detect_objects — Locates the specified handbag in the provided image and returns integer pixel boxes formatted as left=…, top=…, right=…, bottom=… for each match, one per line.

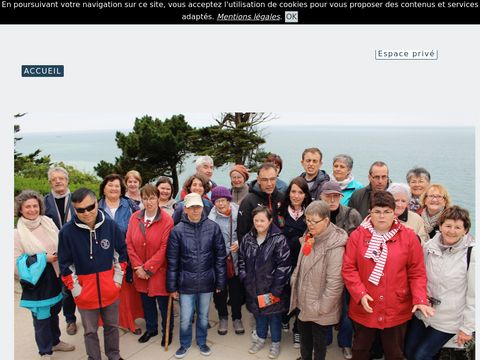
left=226, top=254, right=235, bottom=279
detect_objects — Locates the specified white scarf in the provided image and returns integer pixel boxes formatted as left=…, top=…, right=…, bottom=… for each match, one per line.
left=331, top=173, right=354, bottom=191
left=16, top=216, right=59, bottom=275
left=50, top=189, right=72, bottom=225
left=361, top=216, right=400, bottom=286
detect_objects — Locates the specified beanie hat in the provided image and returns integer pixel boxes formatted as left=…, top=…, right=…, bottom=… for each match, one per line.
left=229, top=164, right=250, bottom=181
left=211, top=186, right=232, bottom=203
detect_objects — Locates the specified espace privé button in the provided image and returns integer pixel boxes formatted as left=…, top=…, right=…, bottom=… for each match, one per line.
left=375, top=50, right=438, bottom=61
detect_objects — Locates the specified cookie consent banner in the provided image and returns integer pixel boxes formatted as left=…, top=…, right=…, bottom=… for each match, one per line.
left=0, top=0, right=479, bottom=23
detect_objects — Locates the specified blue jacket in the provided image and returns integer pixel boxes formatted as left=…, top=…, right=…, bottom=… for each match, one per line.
left=44, top=192, right=75, bottom=230
left=58, top=210, right=127, bottom=310
left=238, top=225, right=291, bottom=315
left=340, top=179, right=363, bottom=206
left=166, top=214, right=227, bottom=294
left=17, top=253, right=63, bottom=319
left=98, top=196, right=139, bottom=237
left=300, top=170, right=330, bottom=200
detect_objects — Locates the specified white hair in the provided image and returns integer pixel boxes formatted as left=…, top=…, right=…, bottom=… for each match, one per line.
left=195, top=155, right=214, bottom=169
left=48, top=166, right=69, bottom=181
left=387, top=182, right=411, bottom=202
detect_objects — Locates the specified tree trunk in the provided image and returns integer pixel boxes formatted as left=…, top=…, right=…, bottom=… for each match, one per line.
left=171, top=164, right=179, bottom=198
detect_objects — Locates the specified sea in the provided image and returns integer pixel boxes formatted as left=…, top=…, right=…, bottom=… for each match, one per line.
left=16, top=125, right=476, bottom=233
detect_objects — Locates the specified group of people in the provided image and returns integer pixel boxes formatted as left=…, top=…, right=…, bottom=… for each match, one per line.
left=14, top=150, right=475, bottom=360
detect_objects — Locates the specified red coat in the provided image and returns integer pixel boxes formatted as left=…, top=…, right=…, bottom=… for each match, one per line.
left=342, top=223, right=428, bottom=329
left=126, top=209, right=174, bottom=297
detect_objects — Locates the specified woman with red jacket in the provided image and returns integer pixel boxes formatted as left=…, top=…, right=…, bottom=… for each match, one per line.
left=342, top=191, right=434, bottom=360
left=126, top=184, right=174, bottom=345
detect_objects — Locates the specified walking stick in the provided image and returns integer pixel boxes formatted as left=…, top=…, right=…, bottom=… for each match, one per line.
left=165, top=295, right=173, bottom=351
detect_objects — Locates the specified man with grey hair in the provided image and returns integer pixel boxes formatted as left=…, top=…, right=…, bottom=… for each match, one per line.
left=44, top=166, right=77, bottom=335
left=180, top=155, right=217, bottom=200
left=348, top=161, right=390, bottom=219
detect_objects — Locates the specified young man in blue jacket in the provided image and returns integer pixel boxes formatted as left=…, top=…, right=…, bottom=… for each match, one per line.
left=167, top=193, right=227, bottom=359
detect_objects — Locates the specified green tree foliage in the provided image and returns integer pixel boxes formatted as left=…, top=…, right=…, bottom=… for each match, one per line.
left=189, top=112, right=270, bottom=169
left=94, top=115, right=193, bottom=195
left=14, top=124, right=100, bottom=196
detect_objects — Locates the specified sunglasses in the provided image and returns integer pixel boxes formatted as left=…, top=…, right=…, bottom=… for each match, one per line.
left=75, top=203, right=96, bottom=213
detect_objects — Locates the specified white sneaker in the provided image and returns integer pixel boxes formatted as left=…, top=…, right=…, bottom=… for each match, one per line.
left=268, top=342, right=281, bottom=359
left=342, top=347, right=353, bottom=359
left=248, top=338, right=265, bottom=354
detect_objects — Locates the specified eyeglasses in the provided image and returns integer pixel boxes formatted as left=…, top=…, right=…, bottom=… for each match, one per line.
left=142, top=197, right=158, bottom=202
left=306, top=218, right=326, bottom=226
left=371, top=175, right=388, bottom=181
left=370, top=210, right=394, bottom=216
left=75, top=203, right=96, bottom=213
left=426, top=194, right=445, bottom=200
left=214, top=198, right=228, bottom=204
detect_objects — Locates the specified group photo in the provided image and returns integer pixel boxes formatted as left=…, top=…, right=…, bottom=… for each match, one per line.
left=13, top=112, right=475, bottom=360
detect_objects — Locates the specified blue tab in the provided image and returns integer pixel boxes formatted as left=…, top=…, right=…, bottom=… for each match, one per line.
left=21, top=65, right=64, bottom=77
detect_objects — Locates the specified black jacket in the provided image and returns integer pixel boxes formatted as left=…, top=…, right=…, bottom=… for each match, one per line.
left=237, top=180, right=284, bottom=242
left=238, top=225, right=291, bottom=316
left=166, top=214, right=227, bottom=294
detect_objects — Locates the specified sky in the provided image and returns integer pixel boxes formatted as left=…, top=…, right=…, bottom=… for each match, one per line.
left=13, top=112, right=477, bottom=133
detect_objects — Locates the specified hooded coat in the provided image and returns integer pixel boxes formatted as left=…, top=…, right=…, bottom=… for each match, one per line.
left=417, top=233, right=475, bottom=337
left=289, top=223, right=347, bottom=325
left=238, top=224, right=291, bottom=316
left=166, top=214, right=227, bottom=294
left=342, top=222, right=428, bottom=329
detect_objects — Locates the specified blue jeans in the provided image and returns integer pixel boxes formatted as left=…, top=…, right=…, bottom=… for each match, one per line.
left=404, top=316, right=455, bottom=360
left=255, top=313, right=282, bottom=343
left=140, top=293, right=173, bottom=335
left=32, top=300, right=62, bottom=355
left=326, top=289, right=353, bottom=347
left=179, top=292, right=212, bottom=348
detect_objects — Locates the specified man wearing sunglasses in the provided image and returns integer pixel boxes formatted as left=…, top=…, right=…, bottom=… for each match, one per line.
left=58, top=188, right=127, bottom=360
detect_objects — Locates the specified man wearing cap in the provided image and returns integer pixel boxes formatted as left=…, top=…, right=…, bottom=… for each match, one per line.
left=319, top=181, right=362, bottom=359
left=299, top=147, right=330, bottom=201
left=229, top=164, right=250, bottom=205
left=348, top=161, right=390, bottom=219
left=237, top=163, right=284, bottom=243
left=167, top=193, right=227, bottom=359
left=320, top=181, right=363, bottom=236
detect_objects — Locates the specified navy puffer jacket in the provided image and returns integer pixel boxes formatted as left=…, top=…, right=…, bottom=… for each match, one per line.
left=166, top=213, right=227, bottom=294
left=238, top=224, right=291, bottom=316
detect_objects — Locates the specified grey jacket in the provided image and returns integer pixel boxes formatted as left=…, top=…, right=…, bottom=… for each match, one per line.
left=289, top=223, right=347, bottom=326
left=416, top=233, right=475, bottom=336
left=334, top=204, right=362, bottom=235
left=208, top=203, right=239, bottom=274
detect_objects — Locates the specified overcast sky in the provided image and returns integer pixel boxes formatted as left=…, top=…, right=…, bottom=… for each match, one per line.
left=13, top=112, right=476, bottom=133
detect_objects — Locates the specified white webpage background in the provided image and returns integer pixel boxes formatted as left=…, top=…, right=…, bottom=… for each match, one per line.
left=1, top=25, right=479, bottom=359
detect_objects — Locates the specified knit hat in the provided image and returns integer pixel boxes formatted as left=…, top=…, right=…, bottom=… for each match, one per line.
left=184, top=193, right=204, bottom=208
left=320, top=181, right=343, bottom=195
left=229, top=164, right=250, bottom=181
left=211, top=186, right=232, bottom=204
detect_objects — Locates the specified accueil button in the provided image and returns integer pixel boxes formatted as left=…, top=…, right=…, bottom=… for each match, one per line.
left=22, top=65, right=64, bottom=77
left=375, top=50, right=438, bottom=61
